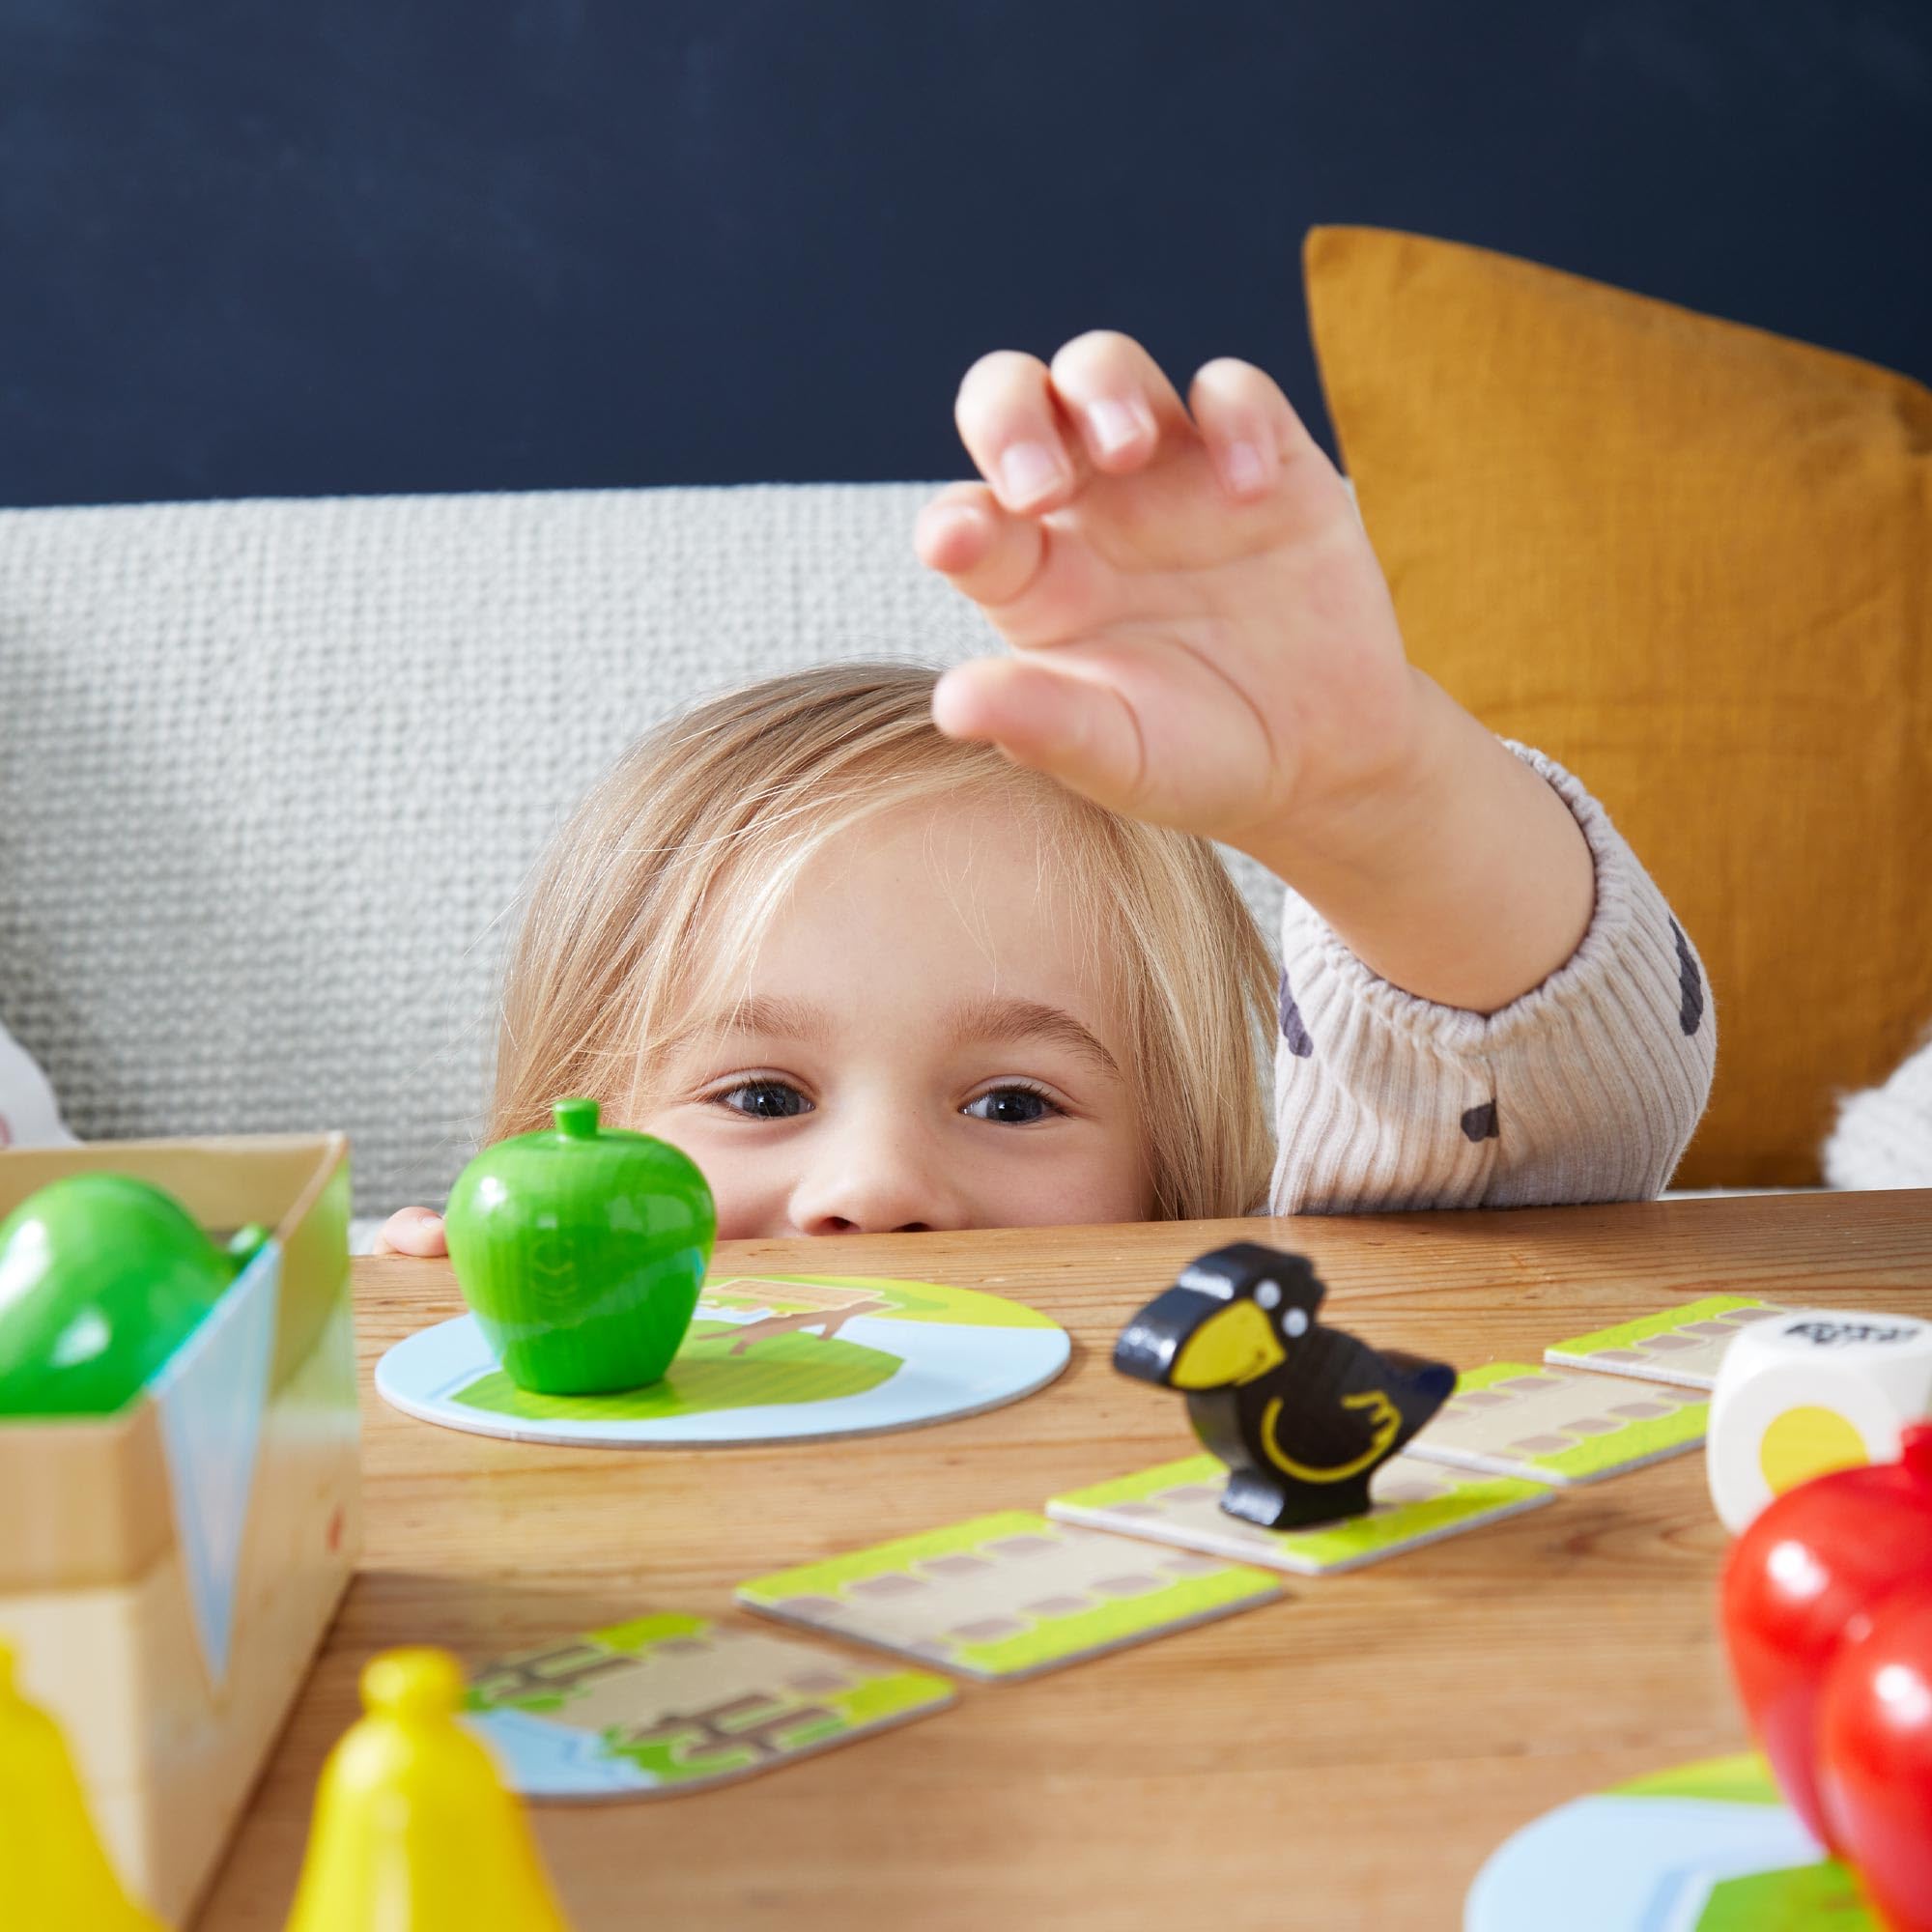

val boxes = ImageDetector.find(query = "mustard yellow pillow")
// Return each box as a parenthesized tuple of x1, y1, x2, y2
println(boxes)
(1304, 225, 1932, 1188)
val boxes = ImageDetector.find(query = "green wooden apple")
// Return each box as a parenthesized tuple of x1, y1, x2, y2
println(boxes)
(443, 1097, 716, 1396)
(0, 1174, 263, 1416)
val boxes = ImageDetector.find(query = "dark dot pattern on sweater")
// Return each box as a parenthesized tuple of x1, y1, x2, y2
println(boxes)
(1670, 920, 1703, 1037)
(1462, 1100, 1499, 1143)
(1277, 968, 1314, 1058)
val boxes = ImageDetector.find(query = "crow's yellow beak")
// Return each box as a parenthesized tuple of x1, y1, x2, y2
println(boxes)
(1114, 1287, 1286, 1389)
(1171, 1299, 1286, 1389)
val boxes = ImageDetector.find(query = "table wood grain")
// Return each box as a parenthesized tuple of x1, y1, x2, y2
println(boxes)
(196, 1189, 1932, 1931)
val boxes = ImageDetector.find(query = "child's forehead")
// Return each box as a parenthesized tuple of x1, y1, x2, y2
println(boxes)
(682, 791, 1125, 1035)
(806, 796, 1091, 928)
(841, 786, 1070, 866)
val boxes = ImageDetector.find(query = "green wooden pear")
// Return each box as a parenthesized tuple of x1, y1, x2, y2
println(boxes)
(443, 1098, 715, 1396)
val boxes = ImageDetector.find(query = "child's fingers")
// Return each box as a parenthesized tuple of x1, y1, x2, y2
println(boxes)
(1046, 330, 1191, 475)
(914, 483, 1048, 608)
(1186, 358, 1323, 502)
(373, 1207, 446, 1259)
(953, 351, 1086, 516)
(932, 658, 1143, 811)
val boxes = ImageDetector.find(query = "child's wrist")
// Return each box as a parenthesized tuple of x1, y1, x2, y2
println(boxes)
(1233, 667, 1455, 892)
(1236, 675, 1596, 1012)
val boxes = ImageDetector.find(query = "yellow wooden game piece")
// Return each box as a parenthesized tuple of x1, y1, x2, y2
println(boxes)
(285, 1647, 575, 1932)
(0, 1637, 171, 1930)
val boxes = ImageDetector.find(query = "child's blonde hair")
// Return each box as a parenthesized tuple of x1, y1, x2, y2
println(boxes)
(492, 663, 1275, 1219)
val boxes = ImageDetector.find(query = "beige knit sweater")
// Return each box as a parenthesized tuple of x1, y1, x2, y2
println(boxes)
(1269, 743, 1717, 1214)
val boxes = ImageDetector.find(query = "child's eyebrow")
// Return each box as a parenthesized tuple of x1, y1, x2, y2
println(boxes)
(680, 993, 1120, 1079)
(698, 994, 832, 1044)
(944, 996, 1122, 1079)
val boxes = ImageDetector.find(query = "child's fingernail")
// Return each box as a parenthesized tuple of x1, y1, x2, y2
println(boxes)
(1000, 441, 1063, 507)
(1088, 398, 1144, 457)
(1223, 440, 1273, 497)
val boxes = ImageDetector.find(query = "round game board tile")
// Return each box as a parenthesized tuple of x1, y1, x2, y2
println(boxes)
(377, 1271, 1069, 1447)
(1467, 1754, 1874, 1930)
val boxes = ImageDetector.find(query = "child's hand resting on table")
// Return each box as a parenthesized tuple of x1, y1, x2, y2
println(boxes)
(372, 1208, 445, 1258)
(915, 330, 1595, 1016)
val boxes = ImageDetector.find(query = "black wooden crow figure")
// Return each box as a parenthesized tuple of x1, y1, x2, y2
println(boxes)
(1114, 1241, 1456, 1530)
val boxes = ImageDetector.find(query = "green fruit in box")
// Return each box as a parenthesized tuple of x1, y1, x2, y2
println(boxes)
(0, 1175, 262, 1417)
(444, 1097, 715, 1396)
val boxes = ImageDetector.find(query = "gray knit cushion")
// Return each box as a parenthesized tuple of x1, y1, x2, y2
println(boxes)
(0, 485, 1283, 1216)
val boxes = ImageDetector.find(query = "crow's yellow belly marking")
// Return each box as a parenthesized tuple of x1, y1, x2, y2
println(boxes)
(1258, 1388, 1401, 1484)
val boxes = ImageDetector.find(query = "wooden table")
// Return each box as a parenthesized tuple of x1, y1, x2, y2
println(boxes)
(199, 1189, 1932, 1930)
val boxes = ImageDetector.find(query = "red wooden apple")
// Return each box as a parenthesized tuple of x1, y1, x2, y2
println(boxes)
(1720, 1422, 1932, 1850)
(1819, 1580, 1932, 1932)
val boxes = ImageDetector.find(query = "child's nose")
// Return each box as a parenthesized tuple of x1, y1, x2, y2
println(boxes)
(787, 1122, 968, 1236)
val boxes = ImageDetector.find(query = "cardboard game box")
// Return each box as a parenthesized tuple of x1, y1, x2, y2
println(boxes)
(0, 1134, 360, 1924)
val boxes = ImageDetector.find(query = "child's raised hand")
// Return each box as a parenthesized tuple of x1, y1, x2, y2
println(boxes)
(372, 1207, 446, 1259)
(915, 331, 1421, 867)
(917, 330, 1599, 1015)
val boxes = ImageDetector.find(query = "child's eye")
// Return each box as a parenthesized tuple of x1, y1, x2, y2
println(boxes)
(714, 1080, 812, 1121)
(962, 1084, 1062, 1125)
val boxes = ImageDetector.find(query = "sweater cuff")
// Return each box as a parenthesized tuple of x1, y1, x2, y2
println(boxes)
(1272, 741, 1716, 1210)
(1278, 739, 1692, 1056)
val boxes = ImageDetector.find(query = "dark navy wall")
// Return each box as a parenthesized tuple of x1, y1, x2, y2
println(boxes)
(3, 1, 1928, 508)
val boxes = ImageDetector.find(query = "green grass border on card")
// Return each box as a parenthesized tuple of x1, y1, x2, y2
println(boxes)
(738, 1510, 1061, 1600)
(1051, 1455, 1226, 1513)
(1049, 1454, 1548, 1571)
(1547, 1295, 1779, 1360)
(1611, 1752, 1781, 1805)
(737, 1508, 1282, 1679)
(1691, 1861, 1874, 1930)
(1449, 1362, 1708, 1480)
(946, 1562, 1280, 1676)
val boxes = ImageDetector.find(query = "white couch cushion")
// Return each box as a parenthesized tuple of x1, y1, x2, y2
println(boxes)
(0, 1014, 72, 1151)
(0, 484, 1285, 1214)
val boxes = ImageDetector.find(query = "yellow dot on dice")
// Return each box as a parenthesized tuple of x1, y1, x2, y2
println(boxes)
(1758, 1405, 1869, 1496)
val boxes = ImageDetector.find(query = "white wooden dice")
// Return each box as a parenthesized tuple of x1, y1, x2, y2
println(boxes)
(1707, 1308, 1932, 1532)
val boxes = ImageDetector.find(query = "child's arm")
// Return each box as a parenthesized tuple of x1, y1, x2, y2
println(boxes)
(1265, 740, 1715, 1211)
(919, 332, 1714, 1206)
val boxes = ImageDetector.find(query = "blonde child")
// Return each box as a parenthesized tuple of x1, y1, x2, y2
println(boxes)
(378, 331, 1714, 1250)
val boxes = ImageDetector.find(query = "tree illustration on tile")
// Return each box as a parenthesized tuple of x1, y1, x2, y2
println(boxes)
(708, 1280, 895, 1353)
(470, 1640, 643, 1716)
(466, 1618, 952, 1799)
(609, 1692, 839, 1779)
